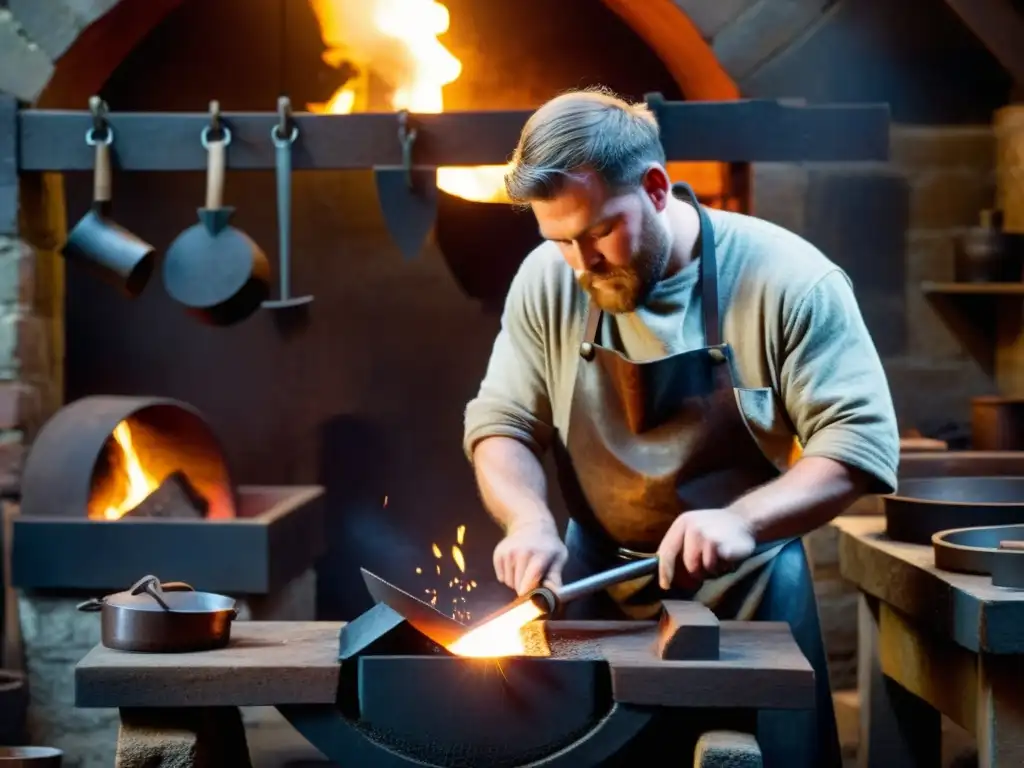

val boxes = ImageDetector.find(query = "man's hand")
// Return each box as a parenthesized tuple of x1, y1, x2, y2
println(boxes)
(493, 518, 568, 595)
(656, 509, 756, 590)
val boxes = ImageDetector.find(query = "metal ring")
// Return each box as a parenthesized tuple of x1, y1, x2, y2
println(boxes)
(271, 123, 298, 147)
(200, 125, 232, 149)
(85, 126, 114, 147)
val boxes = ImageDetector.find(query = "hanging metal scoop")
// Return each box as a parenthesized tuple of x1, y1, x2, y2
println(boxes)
(374, 110, 438, 261)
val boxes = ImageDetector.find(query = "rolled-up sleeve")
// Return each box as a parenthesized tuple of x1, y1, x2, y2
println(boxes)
(778, 269, 899, 493)
(463, 264, 554, 462)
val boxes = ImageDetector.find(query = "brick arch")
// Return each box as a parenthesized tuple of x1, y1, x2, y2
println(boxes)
(2, 0, 742, 106)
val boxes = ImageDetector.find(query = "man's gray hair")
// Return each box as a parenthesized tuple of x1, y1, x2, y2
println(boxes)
(504, 87, 665, 205)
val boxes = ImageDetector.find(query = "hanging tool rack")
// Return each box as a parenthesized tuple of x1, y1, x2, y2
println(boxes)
(1, 93, 890, 321)
(5, 96, 890, 175)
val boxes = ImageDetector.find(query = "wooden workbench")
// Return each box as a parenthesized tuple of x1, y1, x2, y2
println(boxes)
(834, 516, 1024, 768)
(75, 619, 814, 767)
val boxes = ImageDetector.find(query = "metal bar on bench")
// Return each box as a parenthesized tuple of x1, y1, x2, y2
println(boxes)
(17, 99, 891, 172)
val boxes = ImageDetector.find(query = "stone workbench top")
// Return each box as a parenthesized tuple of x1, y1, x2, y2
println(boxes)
(75, 619, 814, 711)
(834, 515, 1024, 654)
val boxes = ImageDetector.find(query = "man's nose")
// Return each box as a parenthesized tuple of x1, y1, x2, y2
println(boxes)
(575, 240, 602, 270)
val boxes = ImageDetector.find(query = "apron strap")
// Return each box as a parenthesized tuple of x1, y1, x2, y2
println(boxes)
(672, 182, 721, 348)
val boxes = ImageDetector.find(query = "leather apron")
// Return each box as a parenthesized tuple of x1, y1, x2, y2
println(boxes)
(553, 182, 792, 621)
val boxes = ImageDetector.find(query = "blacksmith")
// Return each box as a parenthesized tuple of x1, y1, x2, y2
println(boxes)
(462, 87, 899, 765)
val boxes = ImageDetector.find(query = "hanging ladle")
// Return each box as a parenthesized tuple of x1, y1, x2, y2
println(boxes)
(263, 97, 313, 309)
(62, 96, 156, 297)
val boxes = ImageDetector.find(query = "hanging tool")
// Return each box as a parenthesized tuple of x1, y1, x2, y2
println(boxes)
(263, 96, 313, 310)
(62, 96, 156, 297)
(373, 110, 438, 261)
(163, 100, 270, 326)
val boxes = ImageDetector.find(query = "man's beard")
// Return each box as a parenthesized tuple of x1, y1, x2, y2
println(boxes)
(577, 214, 671, 314)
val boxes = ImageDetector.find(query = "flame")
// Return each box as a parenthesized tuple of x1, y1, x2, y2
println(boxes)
(92, 421, 161, 521)
(308, 0, 510, 203)
(447, 599, 545, 657)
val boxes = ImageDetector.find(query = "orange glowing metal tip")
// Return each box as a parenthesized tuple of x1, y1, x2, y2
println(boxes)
(447, 598, 544, 658)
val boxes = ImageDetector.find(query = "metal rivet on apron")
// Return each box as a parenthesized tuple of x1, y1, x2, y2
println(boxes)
(579, 342, 595, 361)
(708, 347, 726, 363)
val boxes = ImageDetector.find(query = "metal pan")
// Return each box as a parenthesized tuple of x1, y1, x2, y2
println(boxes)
(932, 524, 1024, 588)
(360, 568, 467, 649)
(884, 476, 1024, 544)
(77, 574, 237, 652)
(62, 97, 155, 297)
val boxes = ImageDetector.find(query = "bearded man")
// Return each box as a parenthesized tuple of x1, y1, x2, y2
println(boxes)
(463, 87, 899, 766)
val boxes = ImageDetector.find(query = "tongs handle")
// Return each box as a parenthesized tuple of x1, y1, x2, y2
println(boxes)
(556, 557, 659, 604)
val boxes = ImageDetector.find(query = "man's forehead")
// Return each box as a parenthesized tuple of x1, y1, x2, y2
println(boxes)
(534, 174, 620, 239)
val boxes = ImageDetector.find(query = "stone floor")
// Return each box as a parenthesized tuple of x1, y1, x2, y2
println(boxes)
(243, 690, 980, 768)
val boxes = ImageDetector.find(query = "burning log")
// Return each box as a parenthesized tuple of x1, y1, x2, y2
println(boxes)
(121, 471, 208, 519)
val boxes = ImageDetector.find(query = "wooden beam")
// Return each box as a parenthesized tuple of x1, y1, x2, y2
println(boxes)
(17, 100, 891, 172)
(0, 96, 17, 236)
(945, 0, 1024, 84)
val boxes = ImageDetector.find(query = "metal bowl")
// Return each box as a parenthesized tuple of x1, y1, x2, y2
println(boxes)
(932, 524, 1024, 588)
(884, 476, 1024, 544)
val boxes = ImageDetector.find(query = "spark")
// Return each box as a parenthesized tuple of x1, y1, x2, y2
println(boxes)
(431, 543, 442, 558)
(383, 495, 389, 507)
(457, 525, 466, 545)
(415, 567, 422, 575)
(452, 545, 466, 573)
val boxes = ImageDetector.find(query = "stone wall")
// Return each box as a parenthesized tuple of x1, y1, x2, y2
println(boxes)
(0, 174, 66, 495)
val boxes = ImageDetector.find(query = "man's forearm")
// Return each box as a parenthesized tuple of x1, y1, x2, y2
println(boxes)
(728, 456, 871, 542)
(472, 436, 556, 533)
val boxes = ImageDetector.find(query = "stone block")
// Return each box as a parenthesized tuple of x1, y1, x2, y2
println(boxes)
(713, 0, 832, 82)
(11, 311, 49, 380)
(750, 163, 808, 233)
(904, 231, 963, 360)
(9, 0, 121, 60)
(672, 0, 760, 40)
(0, 237, 36, 305)
(890, 125, 995, 172)
(694, 730, 762, 768)
(908, 168, 996, 230)
(0, 10, 54, 103)
(804, 167, 910, 356)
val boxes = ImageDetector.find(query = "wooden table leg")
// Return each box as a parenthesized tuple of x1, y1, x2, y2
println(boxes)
(115, 706, 253, 768)
(976, 654, 1024, 767)
(857, 595, 941, 768)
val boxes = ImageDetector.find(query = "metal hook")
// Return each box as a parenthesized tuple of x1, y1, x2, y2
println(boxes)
(397, 110, 418, 189)
(273, 96, 297, 144)
(85, 95, 112, 146)
(200, 100, 231, 148)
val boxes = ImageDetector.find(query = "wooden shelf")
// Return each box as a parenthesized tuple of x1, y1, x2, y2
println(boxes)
(921, 281, 1024, 296)
(920, 282, 1024, 396)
